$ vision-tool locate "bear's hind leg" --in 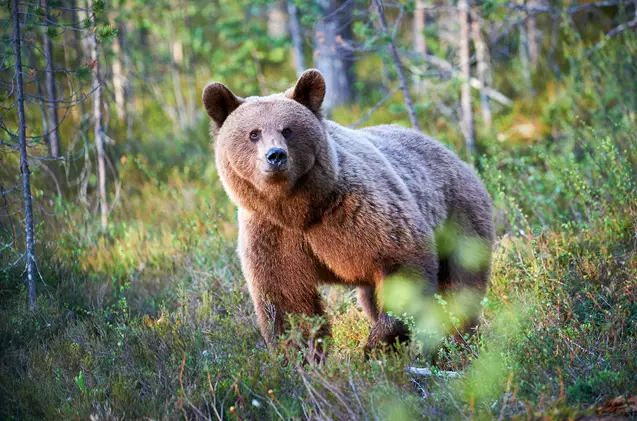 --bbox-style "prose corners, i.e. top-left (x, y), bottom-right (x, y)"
top-left (358, 285), bottom-right (410, 355)
top-left (438, 253), bottom-right (490, 341)
top-left (364, 312), bottom-right (410, 356)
